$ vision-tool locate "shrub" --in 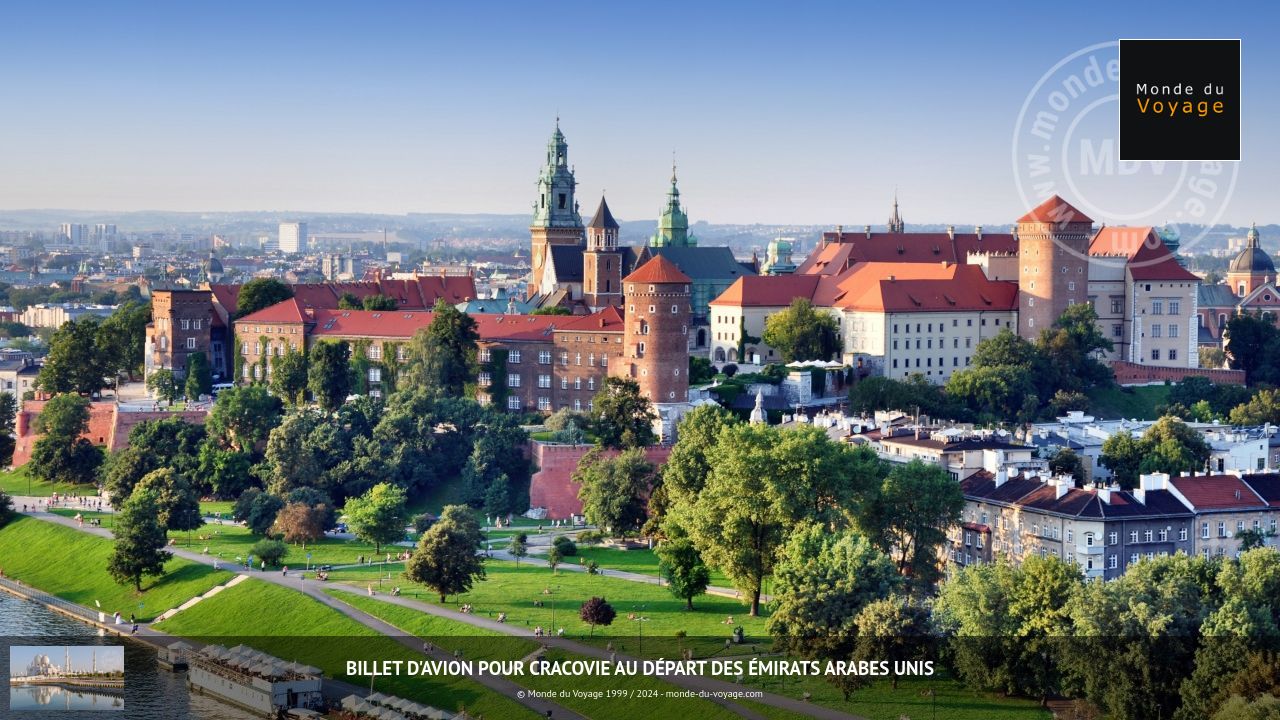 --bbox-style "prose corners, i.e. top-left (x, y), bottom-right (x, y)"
top-left (576, 530), bottom-right (604, 545)
top-left (552, 535), bottom-right (578, 556)
top-left (250, 539), bottom-right (288, 567)
top-left (412, 513), bottom-right (435, 533)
